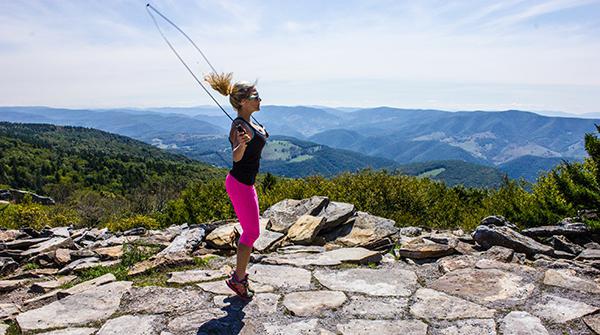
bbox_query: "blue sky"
[1,0,599,114]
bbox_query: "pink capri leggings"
[225,173,261,248]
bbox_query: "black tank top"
[228,116,269,185]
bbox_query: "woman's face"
[242,88,261,112]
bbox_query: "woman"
[205,72,269,301]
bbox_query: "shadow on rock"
[196,296,250,335]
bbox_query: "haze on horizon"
[1,0,599,114]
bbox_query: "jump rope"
[145,3,264,134]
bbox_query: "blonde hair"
[204,72,255,111]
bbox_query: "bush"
[105,214,160,232]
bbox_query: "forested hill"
[0,122,224,201]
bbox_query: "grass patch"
[22,263,40,271]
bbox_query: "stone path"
[3,246,599,335]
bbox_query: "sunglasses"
[247,91,260,100]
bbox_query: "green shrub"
[105,214,160,232]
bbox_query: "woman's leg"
[225,174,261,278]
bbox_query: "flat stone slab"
[342,296,408,319]
[16,281,132,332]
[0,302,21,320]
[30,276,77,293]
[262,247,382,266]
[583,313,600,334]
[398,242,455,259]
[577,248,600,260]
[36,328,98,335]
[97,315,164,335]
[197,279,274,295]
[283,290,347,316]
[437,255,478,273]
[242,319,323,335]
[500,311,549,335]
[166,308,228,335]
[248,264,312,291]
[167,268,228,284]
[410,288,496,320]
[543,269,600,293]
[213,293,280,316]
[314,268,418,296]
[120,287,211,315]
[429,268,534,305]
[431,319,496,335]
[531,294,599,323]
[336,319,428,335]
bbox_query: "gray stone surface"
[432,319,496,335]
[398,242,455,259]
[35,328,98,335]
[248,264,312,291]
[500,311,549,335]
[316,201,356,231]
[336,319,428,335]
[326,211,399,247]
[21,237,74,257]
[167,308,228,335]
[543,268,600,293]
[283,290,347,316]
[342,296,408,319]
[583,313,600,334]
[120,287,211,315]
[264,196,329,233]
[167,268,228,284]
[472,225,553,256]
[0,303,21,320]
[262,247,382,266]
[429,268,535,305]
[531,294,599,323]
[578,248,600,260]
[410,288,496,320]
[97,315,164,335]
[157,227,204,256]
[16,281,132,332]
[314,268,418,296]
[286,215,327,245]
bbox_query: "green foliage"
[0,203,51,230]
[105,214,160,232]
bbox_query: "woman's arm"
[230,121,252,162]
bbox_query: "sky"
[1,0,599,114]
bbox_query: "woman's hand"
[236,128,251,146]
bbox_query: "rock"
[0,229,23,242]
[314,268,418,296]
[0,324,7,335]
[62,273,116,296]
[336,319,428,335]
[156,227,204,257]
[264,196,329,233]
[123,227,147,236]
[410,288,496,320]
[522,222,589,238]
[242,319,321,335]
[0,279,29,292]
[437,255,478,273]
[316,201,356,232]
[262,247,382,267]
[128,256,193,276]
[3,237,51,250]
[248,264,312,291]
[50,227,70,238]
[69,249,97,259]
[51,248,72,265]
[400,226,423,237]
[543,269,600,293]
[204,223,239,249]
[21,238,75,257]
[342,296,408,319]
[29,328,98,335]
[166,308,228,334]
[30,276,77,293]
[283,290,346,316]
[429,268,535,306]
[531,294,599,323]
[213,293,280,316]
[0,189,55,205]
[277,245,326,254]
[0,257,18,276]
[57,257,100,275]
[97,315,163,335]
[583,313,600,334]
[324,211,399,248]
[480,215,518,229]
[16,281,132,332]
[253,224,284,253]
[433,319,496,335]
[93,245,123,260]
[167,268,228,284]
[577,248,600,260]
[286,215,327,244]
[472,225,553,257]
[551,235,584,255]
[0,303,21,320]
[500,311,549,335]
[120,286,211,315]
[397,242,455,259]
[482,245,514,262]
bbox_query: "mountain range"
[1,105,595,185]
